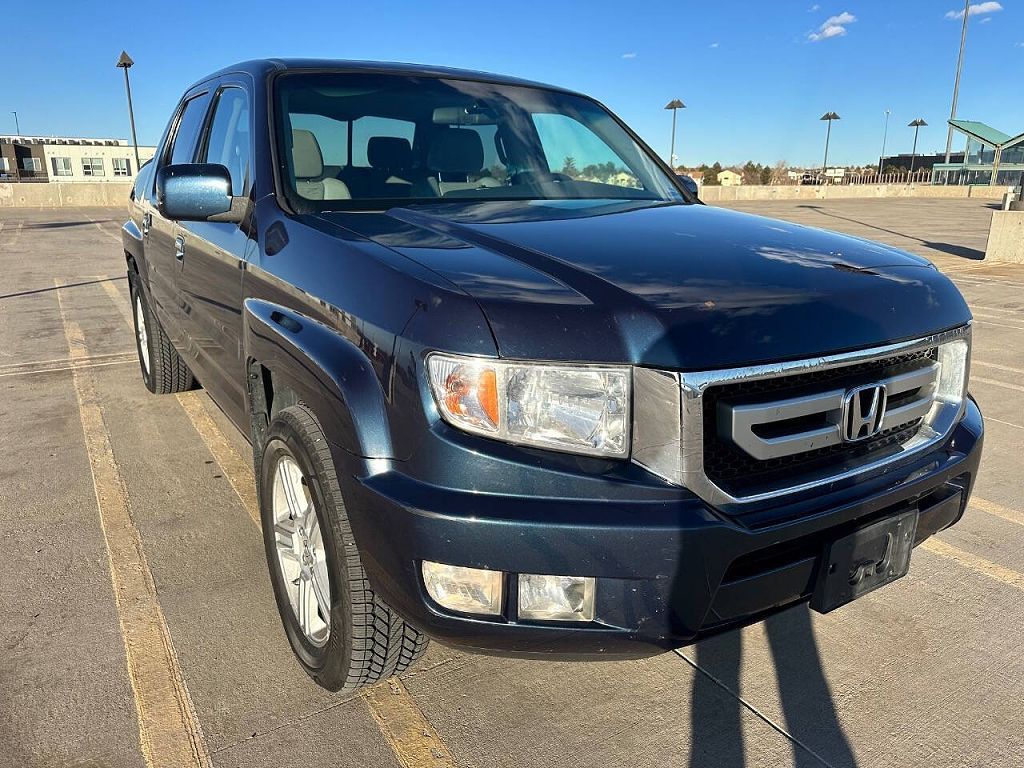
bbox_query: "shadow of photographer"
[686,604,857,768]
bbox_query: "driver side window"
[201,87,251,197]
[532,113,641,189]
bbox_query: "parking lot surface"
[1,198,1022,768]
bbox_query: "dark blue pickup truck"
[123,59,983,692]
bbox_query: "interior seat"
[291,129,351,201]
[367,136,413,197]
[413,129,501,197]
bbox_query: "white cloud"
[709,42,720,48]
[945,2,1002,19]
[621,52,637,59]
[808,3,820,10]
[808,11,856,41]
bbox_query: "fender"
[121,219,147,280]
[243,298,393,459]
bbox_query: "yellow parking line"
[971,497,1024,528]
[921,539,1024,593]
[363,678,457,768]
[175,392,260,526]
[97,274,134,327]
[55,282,211,768]
[174,392,454,768]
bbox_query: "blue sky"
[3,0,1021,168]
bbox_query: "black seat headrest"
[367,136,413,171]
[427,129,484,175]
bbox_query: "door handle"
[174,235,185,262]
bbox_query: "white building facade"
[0,135,157,183]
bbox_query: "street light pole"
[878,109,891,177]
[820,112,840,182]
[11,111,20,136]
[944,0,970,164]
[664,99,685,170]
[116,51,142,173]
[908,119,927,180]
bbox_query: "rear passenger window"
[168,94,210,166]
[202,88,251,196]
[351,117,415,167]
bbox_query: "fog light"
[518,574,596,622]
[422,561,503,616]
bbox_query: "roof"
[948,119,1024,148]
[191,59,575,97]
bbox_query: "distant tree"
[772,160,789,185]
[759,165,773,185]
[742,160,761,185]
[882,164,907,175]
[561,156,579,177]
[703,161,722,186]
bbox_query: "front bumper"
[336,397,983,659]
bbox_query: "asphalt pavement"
[1,198,1021,768]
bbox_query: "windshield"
[273,72,684,211]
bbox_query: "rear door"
[147,89,211,342]
[175,80,255,427]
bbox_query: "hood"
[316,200,971,370]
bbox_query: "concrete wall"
[0,181,133,208]
[984,211,1024,264]
[0,180,1015,208]
[698,184,1013,202]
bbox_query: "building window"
[21,157,42,172]
[82,157,104,177]
[51,157,73,177]
[0,157,9,173]
[112,158,131,177]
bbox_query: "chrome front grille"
[631,326,971,509]
[715,359,938,462]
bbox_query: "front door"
[147,90,212,344]
[176,83,254,429]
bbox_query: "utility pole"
[116,51,142,173]
[11,111,20,136]
[878,109,891,176]
[908,119,927,179]
[944,0,970,164]
[664,99,685,170]
[820,112,840,181]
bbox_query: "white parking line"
[972,376,1024,393]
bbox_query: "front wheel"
[259,405,427,692]
[128,270,195,394]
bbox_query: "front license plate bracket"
[811,509,919,614]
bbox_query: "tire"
[259,404,427,692]
[128,269,195,395]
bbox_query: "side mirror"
[156,163,246,223]
[676,174,700,199]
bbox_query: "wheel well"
[247,361,303,454]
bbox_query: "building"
[932,120,1024,186]
[880,152,965,172]
[0,135,157,183]
[717,169,742,186]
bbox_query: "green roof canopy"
[948,119,1024,149]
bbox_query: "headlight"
[427,353,631,457]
